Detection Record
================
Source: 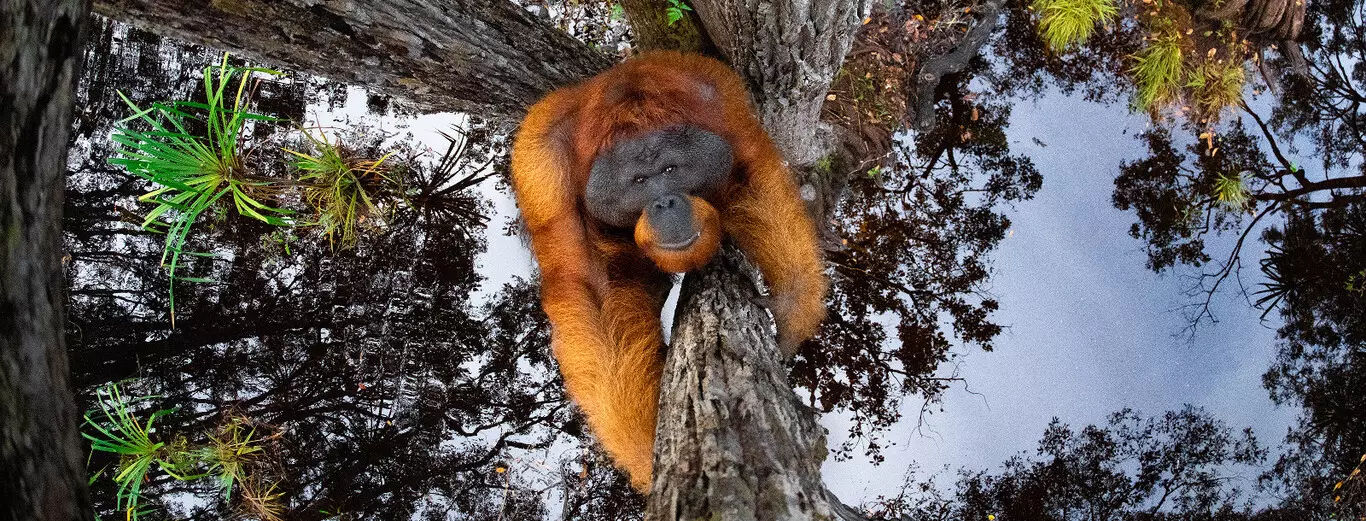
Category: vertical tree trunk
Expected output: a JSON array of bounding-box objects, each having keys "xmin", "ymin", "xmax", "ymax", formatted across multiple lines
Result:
[
  {"xmin": 637, "ymin": 2, "xmax": 872, "ymax": 517},
  {"xmin": 91, "ymin": 0, "xmax": 614, "ymax": 118},
  {"xmin": 646, "ymin": 247, "xmax": 868, "ymax": 520},
  {"xmin": 0, "ymin": 1, "xmax": 96, "ymax": 520},
  {"xmin": 690, "ymin": 0, "xmax": 871, "ymax": 165}
]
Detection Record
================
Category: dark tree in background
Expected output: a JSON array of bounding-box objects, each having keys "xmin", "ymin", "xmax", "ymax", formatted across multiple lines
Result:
[
  {"xmin": 868, "ymin": 407, "xmax": 1269, "ymax": 521},
  {"xmin": 799, "ymin": 90, "xmax": 1041, "ymax": 460},
  {"xmin": 1257, "ymin": 203, "xmax": 1366, "ymax": 519}
]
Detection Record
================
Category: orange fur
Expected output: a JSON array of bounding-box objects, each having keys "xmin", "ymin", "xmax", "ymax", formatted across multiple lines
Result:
[{"xmin": 509, "ymin": 51, "xmax": 828, "ymax": 492}]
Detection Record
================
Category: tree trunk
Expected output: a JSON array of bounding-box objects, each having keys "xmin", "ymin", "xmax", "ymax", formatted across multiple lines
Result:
[
  {"xmin": 690, "ymin": 0, "xmax": 871, "ymax": 165},
  {"xmin": 0, "ymin": 1, "xmax": 96, "ymax": 520},
  {"xmin": 646, "ymin": 247, "xmax": 867, "ymax": 520},
  {"xmin": 619, "ymin": 0, "xmax": 716, "ymax": 55},
  {"xmin": 91, "ymin": 0, "xmax": 614, "ymax": 118},
  {"xmin": 635, "ymin": 3, "xmax": 871, "ymax": 518}
]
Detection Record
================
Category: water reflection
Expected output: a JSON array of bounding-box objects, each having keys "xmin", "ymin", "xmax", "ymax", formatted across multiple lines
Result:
[{"xmin": 64, "ymin": 17, "xmax": 639, "ymax": 520}]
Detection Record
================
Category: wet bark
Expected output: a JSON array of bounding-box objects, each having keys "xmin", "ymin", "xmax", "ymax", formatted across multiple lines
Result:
[
  {"xmin": 91, "ymin": 0, "xmax": 614, "ymax": 119},
  {"xmin": 0, "ymin": 1, "xmax": 97, "ymax": 520},
  {"xmin": 691, "ymin": 0, "xmax": 872, "ymax": 165}
]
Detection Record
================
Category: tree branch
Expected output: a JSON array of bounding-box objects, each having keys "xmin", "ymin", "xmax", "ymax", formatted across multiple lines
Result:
[
  {"xmin": 911, "ymin": 0, "xmax": 1004, "ymax": 131},
  {"xmin": 92, "ymin": 0, "xmax": 614, "ymax": 118}
]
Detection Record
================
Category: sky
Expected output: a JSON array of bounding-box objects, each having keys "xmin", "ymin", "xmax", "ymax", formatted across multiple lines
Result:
[
  {"xmin": 822, "ymin": 90, "xmax": 1301, "ymax": 503},
  {"xmin": 310, "ymin": 83, "xmax": 1302, "ymax": 506}
]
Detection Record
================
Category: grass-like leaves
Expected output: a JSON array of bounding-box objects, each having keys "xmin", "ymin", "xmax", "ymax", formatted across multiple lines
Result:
[
  {"xmin": 110, "ymin": 54, "xmax": 290, "ymax": 325},
  {"xmin": 1187, "ymin": 58, "xmax": 1247, "ymax": 118},
  {"xmin": 83, "ymin": 383, "xmax": 284, "ymax": 521},
  {"xmin": 285, "ymin": 129, "xmax": 397, "ymax": 249},
  {"xmin": 82, "ymin": 384, "xmax": 190, "ymax": 520},
  {"xmin": 1131, "ymin": 35, "xmax": 1186, "ymax": 112},
  {"xmin": 1032, "ymin": 0, "xmax": 1118, "ymax": 52}
]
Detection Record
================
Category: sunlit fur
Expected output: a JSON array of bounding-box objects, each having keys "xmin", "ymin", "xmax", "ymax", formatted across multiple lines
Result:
[{"xmin": 509, "ymin": 51, "xmax": 828, "ymax": 492}]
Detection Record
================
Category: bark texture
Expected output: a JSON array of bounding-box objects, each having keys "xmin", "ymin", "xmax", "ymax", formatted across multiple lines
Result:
[
  {"xmin": 690, "ymin": 0, "xmax": 871, "ymax": 165},
  {"xmin": 645, "ymin": 247, "xmax": 866, "ymax": 520},
  {"xmin": 91, "ymin": 0, "xmax": 614, "ymax": 118},
  {"xmin": 0, "ymin": 1, "xmax": 96, "ymax": 520}
]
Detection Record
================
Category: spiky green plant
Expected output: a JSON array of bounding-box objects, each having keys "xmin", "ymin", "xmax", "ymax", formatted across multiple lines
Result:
[
  {"xmin": 1212, "ymin": 170, "xmax": 1250, "ymax": 210},
  {"xmin": 1131, "ymin": 35, "xmax": 1186, "ymax": 112},
  {"xmin": 1032, "ymin": 0, "xmax": 1118, "ymax": 52},
  {"xmin": 110, "ymin": 54, "xmax": 291, "ymax": 324},
  {"xmin": 1186, "ymin": 58, "xmax": 1246, "ymax": 118},
  {"xmin": 82, "ymin": 384, "xmax": 198, "ymax": 520},
  {"xmin": 284, "ymin": 129, "xmax": 396, "ymax": 249},
  {"xmin": 84, "ymin": 384, "xmax": 282, "ymax": 521}
]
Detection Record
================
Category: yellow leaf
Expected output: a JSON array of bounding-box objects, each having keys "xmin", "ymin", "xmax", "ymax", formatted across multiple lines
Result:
[
  {"xmin": 863, "ymin": 16, "xmax": 872, "ymax": 24},
  {"xmin": 826, "ymin": 94, "xmax": 837, "ymax": 101},
  {"xmin": 495, "ymin": 466, "xmax": 507, "ymax": 473}
]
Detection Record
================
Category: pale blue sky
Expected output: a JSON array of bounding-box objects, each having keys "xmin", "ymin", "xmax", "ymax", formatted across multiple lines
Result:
[{"xmin": 823, "ymin": 90, "xmax": 1300, "ymax": 503}]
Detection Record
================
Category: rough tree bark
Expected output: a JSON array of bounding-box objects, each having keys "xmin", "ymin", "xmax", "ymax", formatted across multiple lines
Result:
[
  {"xmin": 689, "ymin": 0, "xmax": 872, "ymax": 165},
  {"xmin": 1, "ymin": 1, "xmax": 97, "ymax": 520},
  {"xmin": 613, "ymin": 4, "xmax": 874, "ymax": 518},
  {"xmin": 91, "ymin": 0, "xmax": 613, "ymax": 118},
  {"xmin": 646, "ymin": 247, "xmax": 869, "ymax": 521}
]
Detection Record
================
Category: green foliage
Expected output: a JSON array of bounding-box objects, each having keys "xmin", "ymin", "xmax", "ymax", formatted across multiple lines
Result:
[
  {"xmin": 1187, "ymin": 58, "xmax": 1246, "ymax": 117},
  {"xmin": 81, "ymin": 384, "xmax": 187, "ymax": 519},
  {"xmin": 83, "ymin": 383, "xmax": 283, "ymax": 521},
  {"xmin": 1212, "ymin": 170, "xmax": 1250, "ymax": 210},
  {"xmin": 814, "ymin": 155, "xmax": 834, "ymax": 175},
  {"xmin": 110, "ymin": 54, "xmax": 290, "ymax": 324},
  {"xmin": 1031, "ymin": 0, "xmax": 1118, "ymax": 52},
  {"xmin": 285, "ymin": 129, "xmax": 397, "ymax": 249},
  {"xmin": 665, "ymin": 0, "xmax": 693, "ymax": 25},
  {"xmin": 1131, "ymin": 35, "xmax": 1185, "ymax": 112}
]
